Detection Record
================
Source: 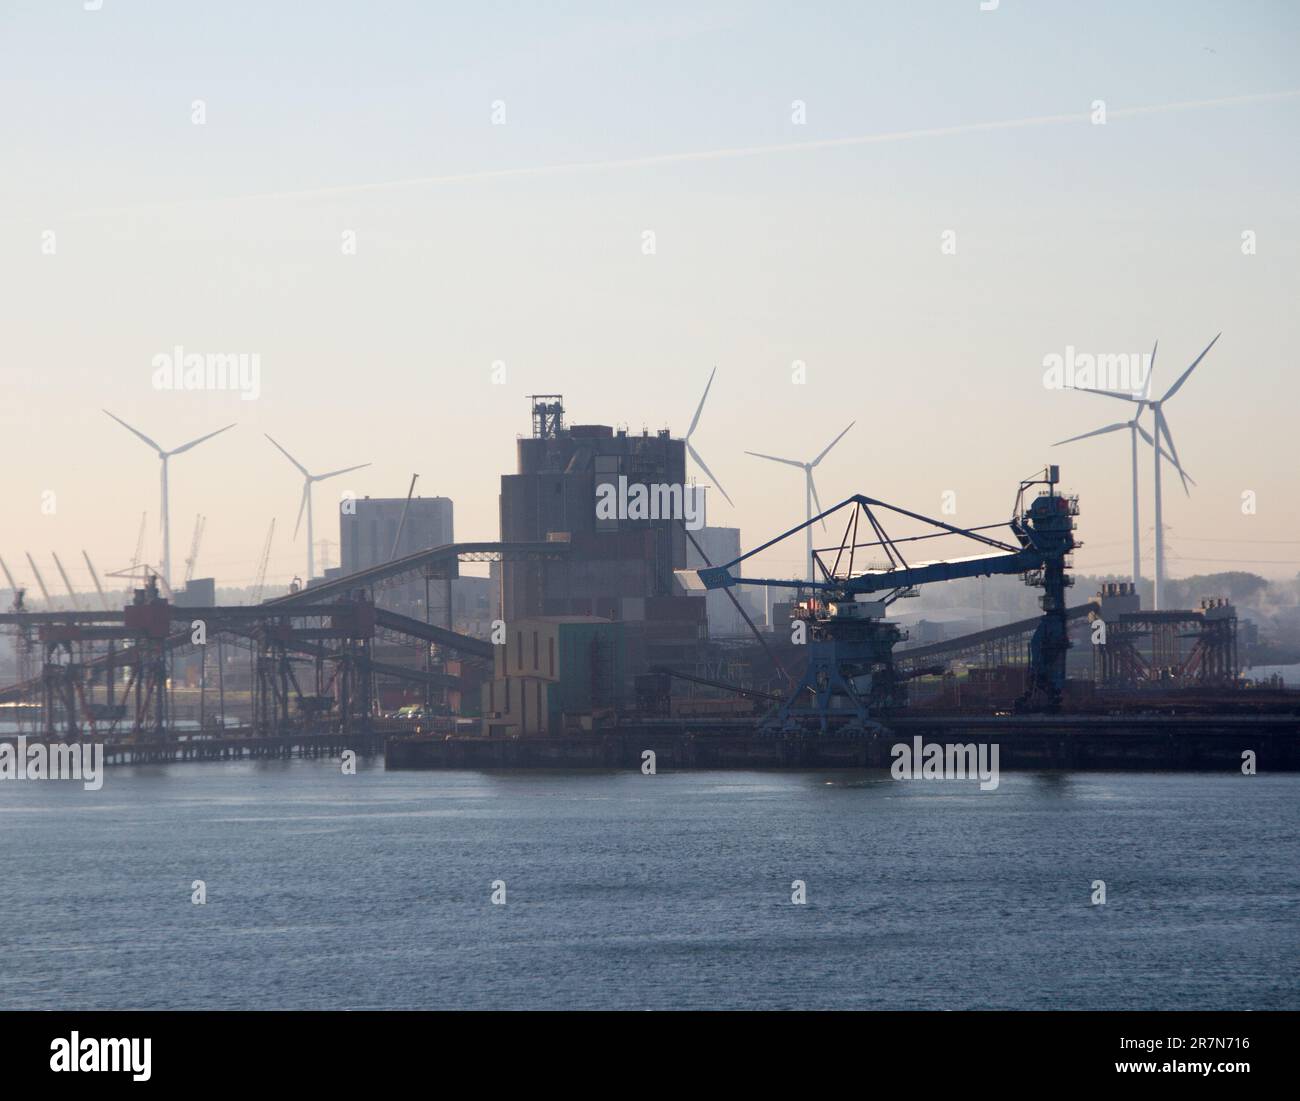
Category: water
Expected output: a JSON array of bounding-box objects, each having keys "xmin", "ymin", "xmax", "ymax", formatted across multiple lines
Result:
[{"xmin": 1, "ymin": 762, "xmax": 1297, "ymax": 1010}]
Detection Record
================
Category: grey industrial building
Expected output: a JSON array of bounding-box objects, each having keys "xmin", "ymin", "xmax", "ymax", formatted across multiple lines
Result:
[
  {"xmin": 685, "ymin": 525, "xmax": 766, "ymax": 636},
  {"xmin": 337, "ymin": 495, "xmax": 456, "ymax": 620},
  {"xmin": 341, "ymin": 496, "xmax": 454, "ymax": 573},
  {"xmin": 499, "ymin": 396, "xmax": 707, "ymax": 678}
]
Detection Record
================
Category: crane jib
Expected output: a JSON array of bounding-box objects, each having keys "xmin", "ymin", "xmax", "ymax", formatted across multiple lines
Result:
[{"xmin": 697, "ymin": 550, "xmax": 1046, "ymax": 593}]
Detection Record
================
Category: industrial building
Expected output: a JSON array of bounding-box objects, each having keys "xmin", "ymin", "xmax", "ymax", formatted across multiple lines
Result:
[
  {"xmin": 685, "ymin": 525, "xmax": 766, "ymax": 637},
  {"xmin": 499, "ymin": 397, "xmax": 707, "ymax": 682},
  {"xmin": 336, "ymin": 494, "xmax": 456, "ymax": 620},
  {"xmin": 341, "ymin": 496, "xmax": 454, "ymax": 575},
  {"xmin": 173, "ymin": 578, "xmax": 216, "ymax": 608},
  {"xmin": 481, "ymin": 616, "xmax": 625, "ymax": 736}
]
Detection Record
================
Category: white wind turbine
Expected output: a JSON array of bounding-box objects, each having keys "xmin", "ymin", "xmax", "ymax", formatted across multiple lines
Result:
[
  {"xmin": 682, "ymin": 367, "xmax": 733, "ymax": 516},
  {"xmin": 1054, "ymin": 341, "xmax": 1184, "ymax": 594},
  {"xmin": 1064, "ymin": 333, "xmax": 1219, "ymax": 609},
  {"xmin": 746, "ymin": 422, "xmax": 855, "ymax": 583},
  {"xmin": 265, "ymin": 435, "xmax": 370, "ymax": 581},
  {"xmin": 103, "ymin": 411, "xmax": 235, "ymax": 590}
]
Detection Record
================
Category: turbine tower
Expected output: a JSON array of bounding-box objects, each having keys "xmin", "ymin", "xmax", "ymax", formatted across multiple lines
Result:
[
  {"xmin": 265, "ymin": 435, "xmax": 370, "ymax": 581},
  {"xmin": 1065, "ymin": 333, "xmax": 1219, "ymax": 609},
  {"xmin": 103, "ymin": 412, "xmax": 235, "ymax": 590},
  {"xmin": 682, "ymin": 367, "xmax": 733, "ymax": 511},
  {"xmin": 746, "ymin": 422, "xmax": 854, "ymax": 583}
]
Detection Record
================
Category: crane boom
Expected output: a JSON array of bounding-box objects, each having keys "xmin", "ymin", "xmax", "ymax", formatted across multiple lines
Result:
[
  {"xmin": 390, "ymin": 474, "xmax": 419, "ymax": 561},
  {"xmin": 51, "ymin": 552, "xmax": 83, "ymax": 611},
  {"xmin": 0, "ymin": 555, "xmax": 18, "ymax": 596},
  {"xmin": 702, "ymin": 546, "xmax": 1041, "ymax": 596},
  {"xmin": 184, "ymin": 514, "xmax": 206, "ymax": 586},
  {"xmin": 24, "ymin": 552, "xmax": 53, "ymax": 607},
  {"xmin": 83, "ymin": 551, "xmax": 111, "ymax": 611},
  {"xmin": 0, "ymin": 555, "xmax": 24, "ymax": 611},
  {"xmin": 131, "ymin": 512, "xmax": 147, "ymax": 578},
  {"xmin": 253, "ymin": 519, "xmax": 275, "ymax": 604}
]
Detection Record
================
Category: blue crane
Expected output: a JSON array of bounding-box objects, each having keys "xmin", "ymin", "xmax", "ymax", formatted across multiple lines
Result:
[{"xmin": 697, "ymin": 466, "xmax": 1080, "ymax": 732}]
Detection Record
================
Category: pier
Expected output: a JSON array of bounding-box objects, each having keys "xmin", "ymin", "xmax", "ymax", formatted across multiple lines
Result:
[
  {"xmin": 386, "ymin": 713, "xmax": 1300, "ymax": 772},
  {"xmin": 2, "ymin": 728, "xmax": 392, "ymax": 767}
]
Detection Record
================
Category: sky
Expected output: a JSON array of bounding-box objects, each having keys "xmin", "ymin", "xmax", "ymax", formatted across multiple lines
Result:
[{"xmin": 1, "ymin": 0, "xmax": 1298, "ymax": 592}]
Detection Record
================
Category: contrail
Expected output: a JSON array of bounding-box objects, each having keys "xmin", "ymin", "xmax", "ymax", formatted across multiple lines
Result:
[{"xmin": 69, "ymin": 88, "xmax": 1300, "ymax": 215}]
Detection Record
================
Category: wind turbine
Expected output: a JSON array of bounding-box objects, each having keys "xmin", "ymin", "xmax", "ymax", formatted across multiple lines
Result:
[
  {"xmin": 682, "ymin": 367, "xmax": 733, "ymax": 515},
  {"xmin": 1064, "ymin": 333, "xmax": 1219, "ymax": 609},
  {"xmin": 265, "ymin": 435, "xmax": 370, "ymax": 581},
  {"xmin": 103, "ymin": 412, "xmax": 235, "ymax": 590},
  {"xmin": 746, "ymin": 422, "xmax": 855, "ymax": 583},
  {"xmin": 1054, "ymin": 342, "xmax": 1177, "ymax": 592}
]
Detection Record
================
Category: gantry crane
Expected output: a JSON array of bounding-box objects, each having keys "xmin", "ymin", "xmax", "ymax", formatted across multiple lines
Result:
[{"xmin": 698, "ymin": 465, "xmax": 1079, "ymax": 732}]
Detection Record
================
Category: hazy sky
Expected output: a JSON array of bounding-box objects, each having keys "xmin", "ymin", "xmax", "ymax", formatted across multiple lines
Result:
[{"xmin": 2, "ymin": 0, "xmax": 1298, "ymax": 591}]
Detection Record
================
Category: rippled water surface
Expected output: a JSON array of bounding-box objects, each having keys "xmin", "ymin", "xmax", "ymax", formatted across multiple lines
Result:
[{"xmin": 1, "ymin": 762, "xmax": 1296, "ymax": 1009}]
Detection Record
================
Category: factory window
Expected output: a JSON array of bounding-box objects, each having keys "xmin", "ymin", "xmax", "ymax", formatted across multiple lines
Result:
[
  {"xmin": 516, "ymin": 632, "xmax": 523, "ymax": 671},
  {"xmin": 549, "ymin": 637, "xmax": 555, "ymax": 678}
]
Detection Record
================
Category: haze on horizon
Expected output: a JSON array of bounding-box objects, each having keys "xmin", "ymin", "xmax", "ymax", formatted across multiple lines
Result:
[{"xmin": 2, "ymin": 0, "xmax": 1297, "ymax": 592}]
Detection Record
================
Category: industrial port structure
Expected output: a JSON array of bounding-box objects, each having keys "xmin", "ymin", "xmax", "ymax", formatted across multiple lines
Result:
[{"xmin": 1, "ymin": 392, "xmax": 1296, "ymax": 771}]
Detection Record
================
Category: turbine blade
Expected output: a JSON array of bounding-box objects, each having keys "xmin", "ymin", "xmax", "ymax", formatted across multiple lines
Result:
[
  {"xmin": 1155, "ymin": 408, "xmax": 1193, "ymax": 495},
  {"xmin": 1068, "ymin": 386, "xmax": 1138, "ymax": 403},
  {"xmin": 103, "ymin": 410, "xmax": 162, "ymax": 453},
  {"xmin": 1141, "ymin": 340, "xmax": 1157, "ymax": 402},
  {"xmin": 685, "ymin": 440, "xmax": 733, "ymax": 508},
  {"xmin": 744, "ymin": 450, "xmax": 804, "ymax": 470},
  {"xmin": 810, "ymin": 421, "xmax": 854, "ymax": 467},
  {"xmin": 314, "ymin": 462, "xmax": 371, "ymax": 482},
  {"xmin": 1134, "ymin": 422, "xmax": 1191, "ymax": 481},
  {"xmin": 170, "ymin": 423, "xmax": 236, "ymax": 457},
  {"xmin": 1052, "ymin": 421, "xmax": 1130, "ymax": 446},
  {"xmin": 265, "ymin": 434, "xmax": 310, "ymax": 477},
  {"xmin": 685, "ymin": 366, "xmax": 716, "ymax": 440},
  {"xmin": 1155, "ymin": 407, "xmax": 1183, "ymax": 471},
  {"xmin": 1162, "ymin": 332, "xmax": 1221, "ymax": 402},
  {"xmin": 293, "ymin": 483, "xmax": 309, "ymax": 540},
  {"xmin": 809, "ymin": 472, "xmax": 827, "ymax": 530}
]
